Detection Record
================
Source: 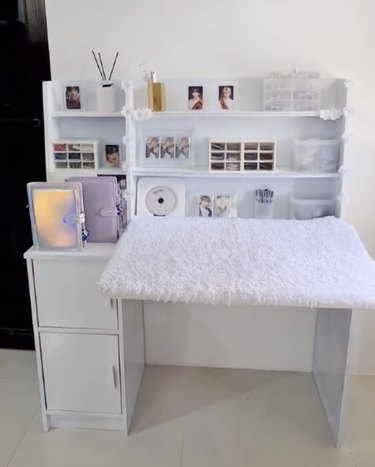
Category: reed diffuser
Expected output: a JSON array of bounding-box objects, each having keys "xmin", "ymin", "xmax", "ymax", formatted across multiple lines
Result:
[{"xmin": 92, "ymin": 51, "xmax": 119, "ymax": 113}]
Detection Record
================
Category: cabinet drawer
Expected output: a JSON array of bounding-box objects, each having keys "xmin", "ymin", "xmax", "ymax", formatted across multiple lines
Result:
[
  {"xmin": 33, "ymin": 259, "xmax": 118, "ymax": 330},
  {"xmin": 40, "ymin": 333, "xmax": 122, "ymax": 414}
]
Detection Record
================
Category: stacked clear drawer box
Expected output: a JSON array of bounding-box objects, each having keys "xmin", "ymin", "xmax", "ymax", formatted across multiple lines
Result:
[{"xmin": 263, "ymin": 70, "xmax": 320, "ymax": 111}]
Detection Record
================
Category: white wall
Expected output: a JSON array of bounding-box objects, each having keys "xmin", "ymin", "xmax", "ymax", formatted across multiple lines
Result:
[{"xmin": 45, "ymin": 0, "xmax": 375, "ymax": 374}]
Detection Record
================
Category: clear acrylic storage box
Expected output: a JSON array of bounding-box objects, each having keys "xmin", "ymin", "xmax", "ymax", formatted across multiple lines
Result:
[
  {"xmin": 291, "ymin": 194, "xmax": 336, "ymax": 220},
  {"xmin": 293, "ymin": 139, "xmax": 340, "ymax": 172},
  {"xmin": 263, "ymin": 70, "xmax": 321, "ymax": 111}
]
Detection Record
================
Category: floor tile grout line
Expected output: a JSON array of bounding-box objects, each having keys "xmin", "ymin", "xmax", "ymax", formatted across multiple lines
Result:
[
  {"xmin": 6, "ymin": 408, "xmax": 40, "ymax": 467},
  {"xmin": 344, "ymin": 433, "xmax": 358, "ymax": 467},
  {"xmin": 179, "ymin": 418, "xmax": 187, "ymax": 467},
  {"xmin": 348, "ymin": 445, "xmax": 358, "ymax": 467}
]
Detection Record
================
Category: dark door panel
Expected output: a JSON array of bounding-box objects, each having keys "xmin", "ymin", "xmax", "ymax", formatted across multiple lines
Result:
[{"xmin": 0, "ymin": 0, "xmax": 50, "ymax": 349}]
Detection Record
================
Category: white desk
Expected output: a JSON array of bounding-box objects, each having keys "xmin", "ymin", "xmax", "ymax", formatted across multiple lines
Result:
[
  {"xmin": 24, "ymin": 215, "xmax": 375, "ymax": 446},
  {"xmin": 25, "ymin": 243, "xmax": 357, "ymax": 447}
]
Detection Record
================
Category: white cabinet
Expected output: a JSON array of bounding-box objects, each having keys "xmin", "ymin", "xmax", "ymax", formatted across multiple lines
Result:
[
  {"xmin": 34, "ymin": 259, "xmax": 118, "ymax": 329},
  {"xmin": 40, "ymin": 333, "xmax": 121, "ymax": 413},
  {"xmin": 24, "ymin": 244, "xmax": 145, "ymax": 432}
]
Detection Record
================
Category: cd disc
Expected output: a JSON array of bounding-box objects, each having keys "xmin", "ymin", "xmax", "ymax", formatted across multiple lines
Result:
[{"xmin": 145, "ymin": 185, "xmax": 177, "ymax": 216}]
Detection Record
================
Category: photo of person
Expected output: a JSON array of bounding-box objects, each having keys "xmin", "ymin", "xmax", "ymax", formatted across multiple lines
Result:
[
  {"xmin": 65, "ymin": 86, "xmax": 81, "ymax": 110},
  {"xmin": 161, "ymin": 136, "xmax": 175, "ymax": 159},
  {"xmin": 145, "ymin": 137, "xmax": 160, "ymax": 159},
  {"xmin": 104, "ymin": 144, "xmax": 120, "ymax": 168},
  {"xmin": 175, "ymin": 137, "xmax": 190, "ymax": 159},
  {"xmin": 188, "ymin": 86, "xmax": 203, "ymax": 110},
  {"xmin": 218, "ymin": 85, "xmax": 234, "ymax": 110},
  {"xmin": 199, "ymin": 195, "xmax": 213, "ymax": 217},
  {"xmin": 215, "ymin": 195, "xmax": 231, "ymax": 217}
]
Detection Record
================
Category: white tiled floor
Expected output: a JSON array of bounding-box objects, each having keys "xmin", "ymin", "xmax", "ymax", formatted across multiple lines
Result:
[{"xmin": 1, "ymin": 349, "xmax": 374, "ymax": 467}]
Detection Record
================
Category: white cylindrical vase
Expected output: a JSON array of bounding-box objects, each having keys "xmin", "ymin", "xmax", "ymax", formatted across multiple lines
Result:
[{"xmin": 96, "ymin": 82, "xmax": 118, "ymax": 113}]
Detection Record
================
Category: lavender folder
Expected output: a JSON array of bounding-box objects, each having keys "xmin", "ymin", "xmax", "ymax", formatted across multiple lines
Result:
[{"xmin": 67, "ymin": 177, "xmax": 126, "ymax": 243}]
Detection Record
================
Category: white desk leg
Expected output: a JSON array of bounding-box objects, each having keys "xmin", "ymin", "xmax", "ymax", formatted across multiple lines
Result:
[
  {"xmin": 312, "ymin": 308, "xmax": 353, "ymax": 447},
  {"xmin": 118, "ymin": 299, "xmax": 145, "ymax": 433}
]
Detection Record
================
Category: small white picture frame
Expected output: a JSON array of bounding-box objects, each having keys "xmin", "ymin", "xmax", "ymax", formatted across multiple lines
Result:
[{"xmin": 63, "ymin": 85, "xmax": 83, "ymax": 110}]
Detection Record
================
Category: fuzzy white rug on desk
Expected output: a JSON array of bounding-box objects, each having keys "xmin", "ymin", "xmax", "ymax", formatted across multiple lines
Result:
[{"xmin": 98, "ymin": 216, "xmax": 375, "ymax": 308}]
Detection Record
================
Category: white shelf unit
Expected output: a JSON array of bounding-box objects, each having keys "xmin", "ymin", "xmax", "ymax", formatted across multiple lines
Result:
[
  {"xmin": 43, "ymin": 80, "xmax": 126, "ymax": 182},
  {"xmin": 43, "ymin": 78, "xmax": 350, "ymax": 220},
  {"xmin": 126, "ymin": 78, "xmax": 349, "ymax": 219}
]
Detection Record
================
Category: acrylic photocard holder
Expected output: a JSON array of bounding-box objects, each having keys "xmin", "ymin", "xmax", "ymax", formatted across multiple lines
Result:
[{"xmin": 27, "ymin": 182, "xmax": 86, "ymax": 251}]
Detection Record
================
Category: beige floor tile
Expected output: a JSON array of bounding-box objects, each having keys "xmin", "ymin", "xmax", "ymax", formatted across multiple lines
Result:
[
  {"xmin": 8, "ymin": 408, "xmax": 184, "ymax": 467},
  {"xmin": 2, "ymin": 359, "xmax": 367, "ymax": 467},
  {"xmin": 0, "ymin": 378, "xmax": 40, "ymax": 467},
  {"xmin": 0, "ymin": 350, "xmax": 38, "ymax": 382},
  {"xmin": 180, "ymin": 370, "xmax": 355, "ymax": 467},
  {"xmin": 344, "ymin": 375, "xmax": 375, "ymax": 467}
]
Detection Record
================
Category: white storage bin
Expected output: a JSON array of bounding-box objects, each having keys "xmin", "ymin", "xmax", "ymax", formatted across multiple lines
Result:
[
  {"xmin": 291, "ymin": 195, "xmax": 336, "ymax": 220},
  {"xmin": 293, "ymin": 139, "xmax": 340, "ymax": 172}
]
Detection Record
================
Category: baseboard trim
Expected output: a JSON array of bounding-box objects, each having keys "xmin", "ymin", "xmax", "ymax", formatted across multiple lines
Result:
[{"xmin": 0, "ymin": 328, "xmax": 35, "ymax": 350}]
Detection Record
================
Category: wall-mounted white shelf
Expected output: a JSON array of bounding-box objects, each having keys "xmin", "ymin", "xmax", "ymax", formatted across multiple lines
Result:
[
  {"xmin": 132, "ymin": 166, "xmax": 341, "ymax": 179},
  {"xmin": 52, "ymin": 111, "xmax": 123, "ymax": 118},
  {"xmin": 151, "ymin": 110, "xmax": 325, "ymax": 118},
  {"xmin": 97, "ymin": 167, "xmax": 126, "ymax": 176}
]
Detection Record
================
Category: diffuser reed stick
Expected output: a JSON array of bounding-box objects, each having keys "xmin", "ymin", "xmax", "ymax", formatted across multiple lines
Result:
[
  {"xmin": 108, "ymin": 52, "xmax": 119, "ymax": 81},
  {"xmin": 92, "ymin": 50, "xmax": 105, "ymax": 80},
  {"xmin": 98, "ymin": 53, "xmax": 107, "ymax": 80},
  {"xmin": 92, "ymin": 51, "xmax": 120, "ymax": 83}
]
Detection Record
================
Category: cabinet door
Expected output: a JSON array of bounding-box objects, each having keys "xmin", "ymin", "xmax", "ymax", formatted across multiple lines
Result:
[
  {"xmin": 33, "ymin": 259, "xmax": 118, "ymax": 329},
  {"xmin": 40, "ymin": 333, "xmax": 122, "ymax": 414}
]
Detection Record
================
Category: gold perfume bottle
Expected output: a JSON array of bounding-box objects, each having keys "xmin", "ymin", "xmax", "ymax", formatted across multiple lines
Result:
[{"xmin": 147, "ymin": 71, "xmax": 165, "ymax": 111}]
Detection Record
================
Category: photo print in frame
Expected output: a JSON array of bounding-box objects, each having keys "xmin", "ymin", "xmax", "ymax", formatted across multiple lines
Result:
[
  {"xmin": 175, "ymin": 136, "xmax": 190, "ymax": 159},
  {"xmin": 64, "ymin": 85, "xmax": 82, "ymax": 110},
  {"xmin": 198, "ymin": 195, "xmax": 213, "ymax": 217},
  {"xmin": 160, "ymin": 136, "xmax": 175, "ymax": 159},
  {"xmin": 104, "ymin": 144, "xmax": 121, "ymax": 168},
  {"xmin": 188, "ymin": 86, "xmax": 203, "ymax": 110},
  {"xmin": 218, "ymin": 85, "xmax": 234, "ymax": 110},
  {"xmin": 145, "ymin": 136, "xmax": 160, "ymax": 159},
  {"xmin": 215, "ymin": 194, "xmax": 232, "ymax": 218}
]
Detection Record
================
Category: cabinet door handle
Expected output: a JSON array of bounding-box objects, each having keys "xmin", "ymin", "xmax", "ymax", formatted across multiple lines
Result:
[
  {"xmin": 111, "ymin": 365, "xmax": 118, "ymax": 389},
  {"xmin": 110, "ymin": 298, "xmax": 116, "ymax": 312}
]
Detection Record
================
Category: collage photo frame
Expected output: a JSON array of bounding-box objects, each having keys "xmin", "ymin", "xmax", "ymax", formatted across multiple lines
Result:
[{"xmin": 140, "ymin": 129, "xmax": 194, "ymax": 167}]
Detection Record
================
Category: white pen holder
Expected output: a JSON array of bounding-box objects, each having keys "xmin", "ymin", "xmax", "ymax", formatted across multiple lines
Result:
[
  {"xmin": 96, "ymin": 82, "xmax": 118, "ymax": 113},
  {"xmin": 254, "ymin": 200, "xmax": 274, "ymax": 219}
]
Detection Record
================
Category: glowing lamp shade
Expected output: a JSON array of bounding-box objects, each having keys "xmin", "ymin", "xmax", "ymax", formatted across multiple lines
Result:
[{"xmin": 27, "ymin": 182, "xmax": 84, "ymax": 251}]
